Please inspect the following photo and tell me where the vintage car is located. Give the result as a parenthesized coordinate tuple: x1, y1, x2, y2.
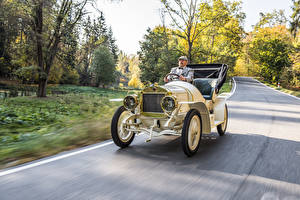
(111, 64, 230, 156)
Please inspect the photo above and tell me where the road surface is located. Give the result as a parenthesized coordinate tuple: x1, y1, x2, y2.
(0, 77, 300, 200)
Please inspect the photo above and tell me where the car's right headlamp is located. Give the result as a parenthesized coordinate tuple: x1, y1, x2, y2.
(161, 96, 177, 113)
(123, 95, 138, 110)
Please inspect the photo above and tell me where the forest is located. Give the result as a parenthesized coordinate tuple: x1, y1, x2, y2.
(0, 0, 299, 92)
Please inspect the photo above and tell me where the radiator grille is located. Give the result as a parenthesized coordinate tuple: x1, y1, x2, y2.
(142, 94, 164, 113)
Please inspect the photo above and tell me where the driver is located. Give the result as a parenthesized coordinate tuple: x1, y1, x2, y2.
(164, 56, 193, 83)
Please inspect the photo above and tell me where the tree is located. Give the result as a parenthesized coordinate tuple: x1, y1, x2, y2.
(233, 33, 260, 77)
(284, 30, 300, 87)
(117, 52, 143, 88)
(161, 0, 226, 62)
(115, 52, 129, 86)
(139, 0, 244, 80)
(0, 0, 27, 78)
(255, 10, 287, 29)
(1, 0, 120, 88)
(138, 27, 180, 83)
(18, 0, 90, 97)
(77, 16, 93, 86)
(290, 0, 300, 38)
(249, 26, 292, 83)
(90, 45, 116, 87)
(76, 12, 118, 86)
(107, 26, 119, 61)
(57, 15, 80, 84)
(191, 0, 245, 67)
(128, 74, 143, 88)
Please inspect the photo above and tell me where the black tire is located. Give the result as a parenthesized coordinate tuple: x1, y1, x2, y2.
(181, 109, 202, 157)
(217, 104, 228, 136)
(111, 106, 135, 148)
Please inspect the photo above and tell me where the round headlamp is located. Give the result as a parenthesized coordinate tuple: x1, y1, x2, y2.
(123, 95, 138, 110)
(161, 96, 177, 112)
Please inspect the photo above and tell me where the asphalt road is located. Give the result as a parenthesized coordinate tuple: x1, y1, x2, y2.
(1, 77, 300, 200)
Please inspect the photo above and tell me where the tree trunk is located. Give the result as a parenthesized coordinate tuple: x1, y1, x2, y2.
(210, 35, 215, 63)
(35, 1, 46, 97)
(38, 78, 47, 97)
(188, 41, 193, 63)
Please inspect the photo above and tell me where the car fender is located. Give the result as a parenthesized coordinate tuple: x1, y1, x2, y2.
(185, 102, 211, 134)
(214, 96, 226, 122)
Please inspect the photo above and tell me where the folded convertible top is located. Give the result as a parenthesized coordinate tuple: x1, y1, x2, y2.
(187, 64, 228, 93)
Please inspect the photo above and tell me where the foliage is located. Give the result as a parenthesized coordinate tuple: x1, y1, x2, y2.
(14, 65, 39, 83)
(0, 0, 120, 95)
(290, 0, 300, 38)
(138, 27, 180, 83)
(160, 0, 245, 65)
(161, 0, 205, 62)
(56, 22, 80, 85)
(90, 45, 116, 87)
(254, 10, 287, 29)
(191, 0, 245, 68)
(282, 35, 300, 87)
(13, 0, 92, 97)
(76, 13, 119, 86)
(0, 0, 30, 78)
(233, 9, 300, 88)
(59, 67, 80, 85)
(128, 74, 143, 88)
(248, 26, 292, 83)
(139, 0, 244, 81)
(107, 26, 119, 61)
(234, 57, 249, 76)
(117, 52, 143, 88)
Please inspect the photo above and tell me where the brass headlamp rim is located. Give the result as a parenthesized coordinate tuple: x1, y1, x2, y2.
(123, 94, 138, 110)
(161, 95, 178, 113)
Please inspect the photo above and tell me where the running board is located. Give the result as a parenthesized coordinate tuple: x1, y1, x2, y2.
(209, 114, 223, 128)
(214, 121, 223, 127)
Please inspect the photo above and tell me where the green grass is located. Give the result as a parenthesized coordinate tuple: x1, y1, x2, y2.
(254, 77, 300, 98)
(0, 85, 136, 169)
(262, 82, 300, 98)
(219, 78, 233, 94)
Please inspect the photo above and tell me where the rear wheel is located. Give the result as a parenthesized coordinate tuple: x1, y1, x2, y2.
(217, 104, 228, 136)
(111, 106, 135, 148)
(181, 110, 202, 157)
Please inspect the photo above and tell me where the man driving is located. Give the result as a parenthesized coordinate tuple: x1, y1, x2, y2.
(164, 56, 193, 83)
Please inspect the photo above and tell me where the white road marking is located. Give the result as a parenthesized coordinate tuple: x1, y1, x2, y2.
(227, 77, 237, 99)
(0, 141, 114, 177)
(109, 98, 123, 102)
(260, 192, 280, 200)
(254, 79, 300, 101)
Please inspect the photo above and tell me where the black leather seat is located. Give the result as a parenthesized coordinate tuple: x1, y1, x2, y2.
(193, 78, 217, 100)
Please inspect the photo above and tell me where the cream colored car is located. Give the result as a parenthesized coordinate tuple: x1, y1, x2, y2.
(111, 64, 229, 156)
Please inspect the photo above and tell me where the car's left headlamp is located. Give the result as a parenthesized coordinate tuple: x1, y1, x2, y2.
(123, 95, 138, 110)
(161, 96, 177, 113)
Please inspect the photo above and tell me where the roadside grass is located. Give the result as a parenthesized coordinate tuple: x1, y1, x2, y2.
(265, 83, 300, 98)
(219, 78, 233, 94)
(255, 78, 300, 98)
(0, 86, 135, 169)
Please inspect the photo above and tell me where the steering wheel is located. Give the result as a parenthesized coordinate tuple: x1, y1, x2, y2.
(164, 73, 181, 81)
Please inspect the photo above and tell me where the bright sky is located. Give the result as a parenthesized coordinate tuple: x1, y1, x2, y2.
(95, 0, 293, 55)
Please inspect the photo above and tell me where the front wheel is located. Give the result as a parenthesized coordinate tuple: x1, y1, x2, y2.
(181, 110, 202, 157)
(217, 104, 228, 136)
(111, 106, 135, 148)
